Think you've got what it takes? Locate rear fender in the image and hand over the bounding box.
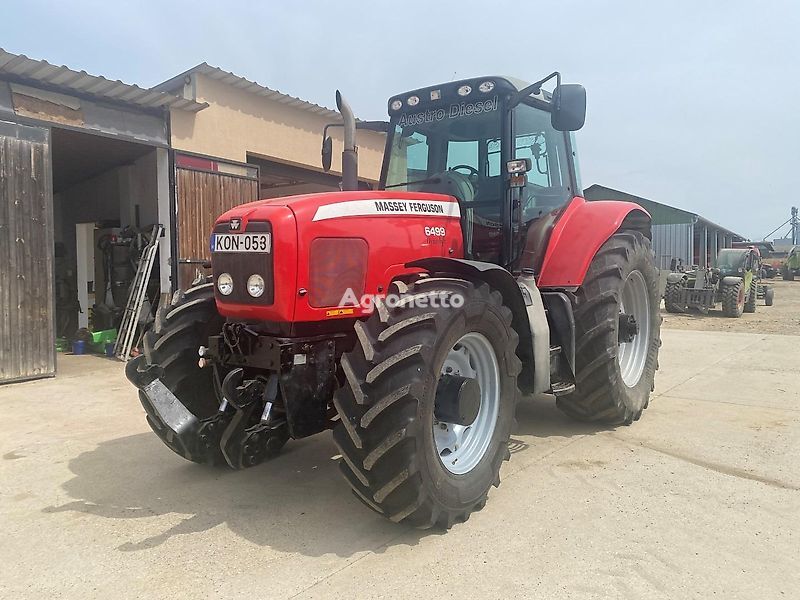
[407,257,546,393]
[537,197,651,288]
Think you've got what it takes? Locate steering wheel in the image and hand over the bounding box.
[449,164,479,178]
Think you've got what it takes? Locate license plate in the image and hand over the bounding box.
[211,233,271,253]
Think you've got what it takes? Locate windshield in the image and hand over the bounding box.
[383,96,503,196]
[382,97,506,261]
[717,249,746,270]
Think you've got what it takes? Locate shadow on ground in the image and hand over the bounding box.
[44,395,609,556]
[515,393,612,439]
[44,430,421,557]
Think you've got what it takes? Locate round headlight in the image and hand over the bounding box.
[390,99,403,111]
[407,95,420,106]
[457,85,472,96]
[247,274,265,298]
[217,272,233,296]
[478,80,495,93]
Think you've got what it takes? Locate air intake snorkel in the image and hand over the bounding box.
[336,90,358,191]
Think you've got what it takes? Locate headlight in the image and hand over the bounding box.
[457,85,472,96]
[390,99,403,111]
[478,80,495,93]
[217,272,233,296]
[247,274,265,298]
[407,95,420,106]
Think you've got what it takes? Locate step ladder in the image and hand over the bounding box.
[114,224,163,362]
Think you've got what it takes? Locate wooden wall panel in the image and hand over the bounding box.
[0,121,55,383]
[175,167,258,289]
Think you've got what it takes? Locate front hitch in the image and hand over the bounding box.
[218,369,288,469]
[125,356,274,469]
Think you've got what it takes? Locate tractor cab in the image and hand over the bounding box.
[716,247,758,277]
[378,75,585,269]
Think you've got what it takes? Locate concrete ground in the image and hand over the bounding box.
[1,329,799,599]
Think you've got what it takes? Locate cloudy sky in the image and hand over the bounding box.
[3,0,797,239]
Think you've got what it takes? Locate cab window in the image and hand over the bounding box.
[446,140,479,172]
[513,102,573,221]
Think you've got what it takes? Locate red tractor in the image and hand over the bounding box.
[127,73,661,528]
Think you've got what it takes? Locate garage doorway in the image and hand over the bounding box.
[50,127,164,351]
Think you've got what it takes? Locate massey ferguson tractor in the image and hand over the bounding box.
[126,74,661,528]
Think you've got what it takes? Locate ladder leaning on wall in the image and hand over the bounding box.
[114,224,163,362]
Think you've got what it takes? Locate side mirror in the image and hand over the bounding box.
[321,136,333,172]
[551,84,586,132]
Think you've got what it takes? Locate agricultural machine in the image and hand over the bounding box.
[126,74,661,528]
[782,246,800,280]
[665,247,773,317]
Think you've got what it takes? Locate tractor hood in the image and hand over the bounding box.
[216,190,461,228]
[211,190,463,327]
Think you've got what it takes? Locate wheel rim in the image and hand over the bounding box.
[618,270,651,388]
[434,332,500,475]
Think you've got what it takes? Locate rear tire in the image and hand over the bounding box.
[556,231,661,425]
[722,280,745,317]
[765,286,775,306]
[744,281,757,313]
[332,278,521,528]
[664,281,686,313]
[128,281,227,464]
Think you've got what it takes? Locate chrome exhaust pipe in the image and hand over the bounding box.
[336,90,358,191]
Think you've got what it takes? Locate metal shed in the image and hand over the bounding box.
[584,184,746,270]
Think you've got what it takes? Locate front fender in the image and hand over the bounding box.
[537,197,651,288]
[406,257,544,393]
[722,276,743,286]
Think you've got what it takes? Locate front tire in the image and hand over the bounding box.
[664,281,686,313]
[127,281,226,464]
[744,281,757,313]
[782,266,794,281]
[765,286,775,306]
[557,231,661,425]
[332,278,521,528]
[722,280,745,317]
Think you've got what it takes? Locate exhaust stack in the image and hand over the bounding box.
[336,90,358,191]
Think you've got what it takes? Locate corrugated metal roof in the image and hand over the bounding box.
[584,184,746,240]
[0,49,208,113]
[152,63,341,120]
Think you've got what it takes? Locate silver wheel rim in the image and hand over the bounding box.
[434,332,500,475]
[618,270,651,388]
